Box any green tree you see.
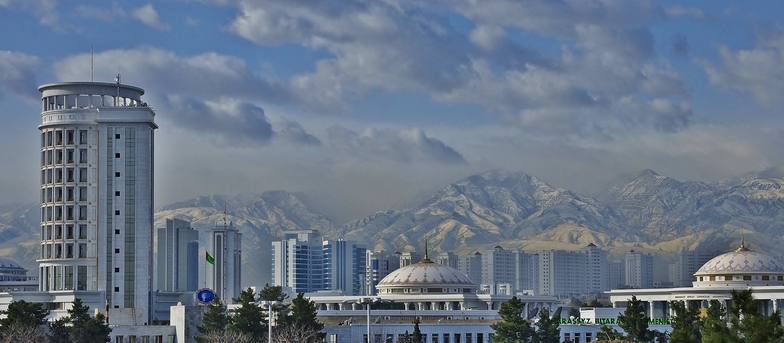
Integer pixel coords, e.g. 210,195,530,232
67,299,111,343
703,289,784,343
196,296,230,342
532,307,560,343
668,300,700,343
229,287,264,341
284,293,324,343
47,317,71,343
411,316,423,343
0,300,49,329
490,296,534,343
700,300,735,343
617,296,653,342
0,300,49,341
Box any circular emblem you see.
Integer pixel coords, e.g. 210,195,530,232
196,288,216,304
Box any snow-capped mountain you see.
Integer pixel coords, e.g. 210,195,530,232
2,168,784,287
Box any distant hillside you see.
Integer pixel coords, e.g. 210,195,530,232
2,168,784,287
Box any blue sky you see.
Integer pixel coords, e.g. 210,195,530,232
2,0,784,221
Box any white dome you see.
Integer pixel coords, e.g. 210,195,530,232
377,259,475,288
693,245,784,287
695,250,784,276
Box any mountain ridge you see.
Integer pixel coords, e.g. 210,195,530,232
2,168,784,287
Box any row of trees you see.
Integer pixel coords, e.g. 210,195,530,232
489,289,784,343
601,289,784,343
196,284,324,343
0,298,111,343
490,296,563,343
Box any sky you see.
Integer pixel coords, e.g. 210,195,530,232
2,0,784,222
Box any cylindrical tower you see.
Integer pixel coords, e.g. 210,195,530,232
37,80,157,321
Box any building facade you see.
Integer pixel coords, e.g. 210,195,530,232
323,239,366,295
156,218,198,292
37,81,157,320
207,218,242,302
271,230,324,293
624,250,654,289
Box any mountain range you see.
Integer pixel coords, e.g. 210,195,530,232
1,168,783,287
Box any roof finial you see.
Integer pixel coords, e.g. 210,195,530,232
736,228,749,252
424,240,428,260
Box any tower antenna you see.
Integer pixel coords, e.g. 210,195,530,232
90,45,94,82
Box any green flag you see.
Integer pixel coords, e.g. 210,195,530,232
206,251,215,265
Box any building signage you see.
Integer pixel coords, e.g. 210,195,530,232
560,317,671,325
196,288,216,304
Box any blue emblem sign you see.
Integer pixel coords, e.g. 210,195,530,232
196,288,216,304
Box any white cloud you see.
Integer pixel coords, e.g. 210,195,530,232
699,37,784,105
132,4,170,31
75,4,126,21
0,51,40,100
326,126,466,165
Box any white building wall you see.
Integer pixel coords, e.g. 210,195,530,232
38,81,157,322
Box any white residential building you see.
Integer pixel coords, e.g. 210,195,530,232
365,250,400,296
625,250,654,289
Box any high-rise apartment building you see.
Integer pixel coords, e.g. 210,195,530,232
625,250,654,288
206,218,242,302
399,251,422,267
580,243,608,294
37,81,157,319
459,252,482,285
513,250,537,293
156,218,198,292
323,240,366,295
537,249,586,296
608,260,626,289
669,249,715,287
481,246,515,289
435,252,459,269
271,230,324,293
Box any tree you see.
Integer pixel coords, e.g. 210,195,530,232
229,287,264,341
668,300,700,343
48,318,71,343
532,307,561,343
0,322,48,343
701,289,784,343
0,300,49,341
699,300,735,343
283,293,324,343
490,296,534,343
67,299,111,343
197,296,230,342
617,296,654,342
411,316,423,343
196,330,252,343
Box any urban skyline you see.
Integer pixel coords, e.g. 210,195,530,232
2,2,784,224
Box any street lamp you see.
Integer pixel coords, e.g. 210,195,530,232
259,300,290,343
344,297,393,343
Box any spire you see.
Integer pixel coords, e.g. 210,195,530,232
419,239,433,264
736,229,750,252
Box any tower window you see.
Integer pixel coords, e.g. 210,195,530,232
115,172,120,177
115,248,120,253
115,133,120,139
115,153,120,158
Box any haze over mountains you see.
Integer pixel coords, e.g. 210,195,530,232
2,168,784,287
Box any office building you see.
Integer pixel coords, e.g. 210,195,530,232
37,80,157,319
399,251,422,267
365,250,400,296
323,240,366,295
434,251,458,269
271,230,324,293
156,218,198,292
206,218,242,301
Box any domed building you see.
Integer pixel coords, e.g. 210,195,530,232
605,240,784,332
694,243,784,288
307,247,564,343
375,254,477,295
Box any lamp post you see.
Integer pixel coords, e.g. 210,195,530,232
343,297,393,343
259,300,290,343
